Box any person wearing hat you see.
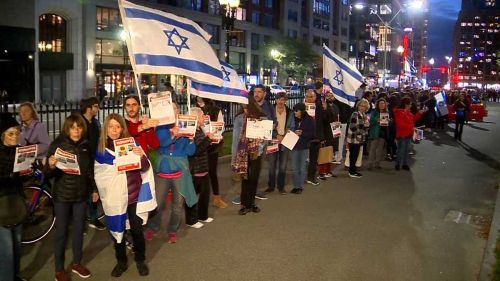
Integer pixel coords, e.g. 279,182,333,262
0,112,26,281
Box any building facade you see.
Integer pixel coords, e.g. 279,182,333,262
452,0,500,89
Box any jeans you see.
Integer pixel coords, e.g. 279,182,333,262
54,200,87,272
267,148,289,191
207,151,220,195
241,156,262,208
455,116,465,140
396,137,412,166
348,143,362,174
148,175,183,233
307,142,320,181
185,175,210,224
113,203,145,264
292,149,308,189
368,138,386,167
0,224,22,280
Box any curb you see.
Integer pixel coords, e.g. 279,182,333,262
479,183,500,281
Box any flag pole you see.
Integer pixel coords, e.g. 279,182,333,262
134,73,145,115
186,77,191,114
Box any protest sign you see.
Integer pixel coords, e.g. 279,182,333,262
114,137,141,172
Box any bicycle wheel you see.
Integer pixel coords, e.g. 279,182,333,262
22,186,56,244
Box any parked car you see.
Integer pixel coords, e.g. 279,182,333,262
267,84,286,95
283,85,301,96
448,103,488,122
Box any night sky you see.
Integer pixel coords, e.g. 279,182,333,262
427,0,461,65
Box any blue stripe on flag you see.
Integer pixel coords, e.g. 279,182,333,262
220,61,233,69
124,8,205,39
191,81,248,98
138,182,153,202
134,54,222,79
323,48,363,82
105,213,128,233
323,78,357,103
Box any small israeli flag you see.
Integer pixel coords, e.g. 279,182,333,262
404,58,417,77
322,44,363,107
119,0,223,86
191,61,248,104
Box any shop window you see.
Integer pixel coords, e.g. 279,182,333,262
39,14,66,52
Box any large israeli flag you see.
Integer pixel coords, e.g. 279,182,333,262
322,44,363,107
191,61,248,104
404,58,417,77
119,0,223,86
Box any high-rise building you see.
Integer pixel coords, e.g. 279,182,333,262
452,0,500,88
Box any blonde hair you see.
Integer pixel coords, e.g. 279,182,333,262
356,98,369,110
98,113,131,153
19,102,39,121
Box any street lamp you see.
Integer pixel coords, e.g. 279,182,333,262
397,45,404,89
445,56,453,88
429,58,435,65
219,0,240,63
352,0,423,87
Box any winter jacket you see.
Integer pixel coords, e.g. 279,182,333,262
155,124,195,175
45,135,97,202
368,110,391,140
393,108,422,139
323,102,340,148
126,119,159,155
189,128,211,175
0,144,22,197
292,115,315,151
82,115,100,158
201,103,224,154
347,111,368,144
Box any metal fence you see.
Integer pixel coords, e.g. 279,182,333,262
1,93,305,140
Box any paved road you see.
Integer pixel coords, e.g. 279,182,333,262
20,103,500,281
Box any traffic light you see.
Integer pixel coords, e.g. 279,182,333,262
421,64,429,73
440,66,446,74
452,74,459,83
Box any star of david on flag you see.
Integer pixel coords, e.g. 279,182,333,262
119,0,223,86
322,44,363,107
191,60,248,104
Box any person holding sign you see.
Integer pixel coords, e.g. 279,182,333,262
265,92,294,194
18,102,50,161
0,113,26,281
346,99,370,178
94,114,152,277
317,91,340,180
289,103,315,194
367,98,391,170
45,114,98,281
306,83,328,186
393,97,424,171
145,102,197,243
124,95,159,155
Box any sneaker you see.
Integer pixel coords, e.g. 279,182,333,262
136,262,149,276
88,220,106,231
264,188,274,194
15,277,27,281
324,172,333,178
167,232,177,244
125,239,134,251
255,192,268,200
143,229,156,241
318,175,327,181
188,222,204,229
231,196,241,205
250,205,261,213
212,195,228,209
290,188,302,194
279,189,287,195
199,217,214,223
111,263,128,277
306,179,320,186
402,165,410,171
332,160,342,164
55,271,70,281
71,263,91,278
238,208,249,215
348,172,362,178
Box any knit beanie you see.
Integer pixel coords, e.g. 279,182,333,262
0,112,20,136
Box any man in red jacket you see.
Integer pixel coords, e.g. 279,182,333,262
393,97,425,171
124,95,159,155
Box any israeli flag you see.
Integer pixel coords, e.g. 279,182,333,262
435,91,448,117
119,0,223,86
404,58,417,77
191,61,249,104
322,44,363,107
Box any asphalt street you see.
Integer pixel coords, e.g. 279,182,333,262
20,103,500,281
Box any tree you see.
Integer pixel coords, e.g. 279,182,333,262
263,38,319,84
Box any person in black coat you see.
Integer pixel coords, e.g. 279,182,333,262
0,113,25,281
45,114,98,281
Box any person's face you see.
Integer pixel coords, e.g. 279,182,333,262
253,88,265,103
358,104,368,113
404,103,411,110
378,101,387,110
305,93,316,103
2,127,20,146
91,104,99,116
276,97,286,107
125,99,140,119
19,106,33,123
460,94,465,100
68,123,83,142
196,97,205,107
107,119,123,140
326,92,335,102
294,109,302,118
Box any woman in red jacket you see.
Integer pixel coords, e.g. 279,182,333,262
393,97,424,171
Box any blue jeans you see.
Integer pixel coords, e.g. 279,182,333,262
292,149,308,190
148,175,183,233
267,148,290,191
396,137,412,166
0,224,22,280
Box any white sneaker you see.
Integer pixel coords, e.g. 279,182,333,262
200,217,214,223
188,222,204,229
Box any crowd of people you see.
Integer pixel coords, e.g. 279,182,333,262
0,83,489,281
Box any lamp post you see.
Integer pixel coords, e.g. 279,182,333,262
352,1,422,88
445,56,452,88
219,0,240,63
397,45,404,89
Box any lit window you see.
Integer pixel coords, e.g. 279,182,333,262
39,14,66,52
461,22,466,26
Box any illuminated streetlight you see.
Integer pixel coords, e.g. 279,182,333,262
445,56,452,64
429,58,435,65
397,46,404,54
353,3,364,10
409,0,423,10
